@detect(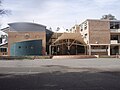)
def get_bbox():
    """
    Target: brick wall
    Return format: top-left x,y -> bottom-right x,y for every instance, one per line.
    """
88,20 -> 110,44
8,31 -> 46,55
